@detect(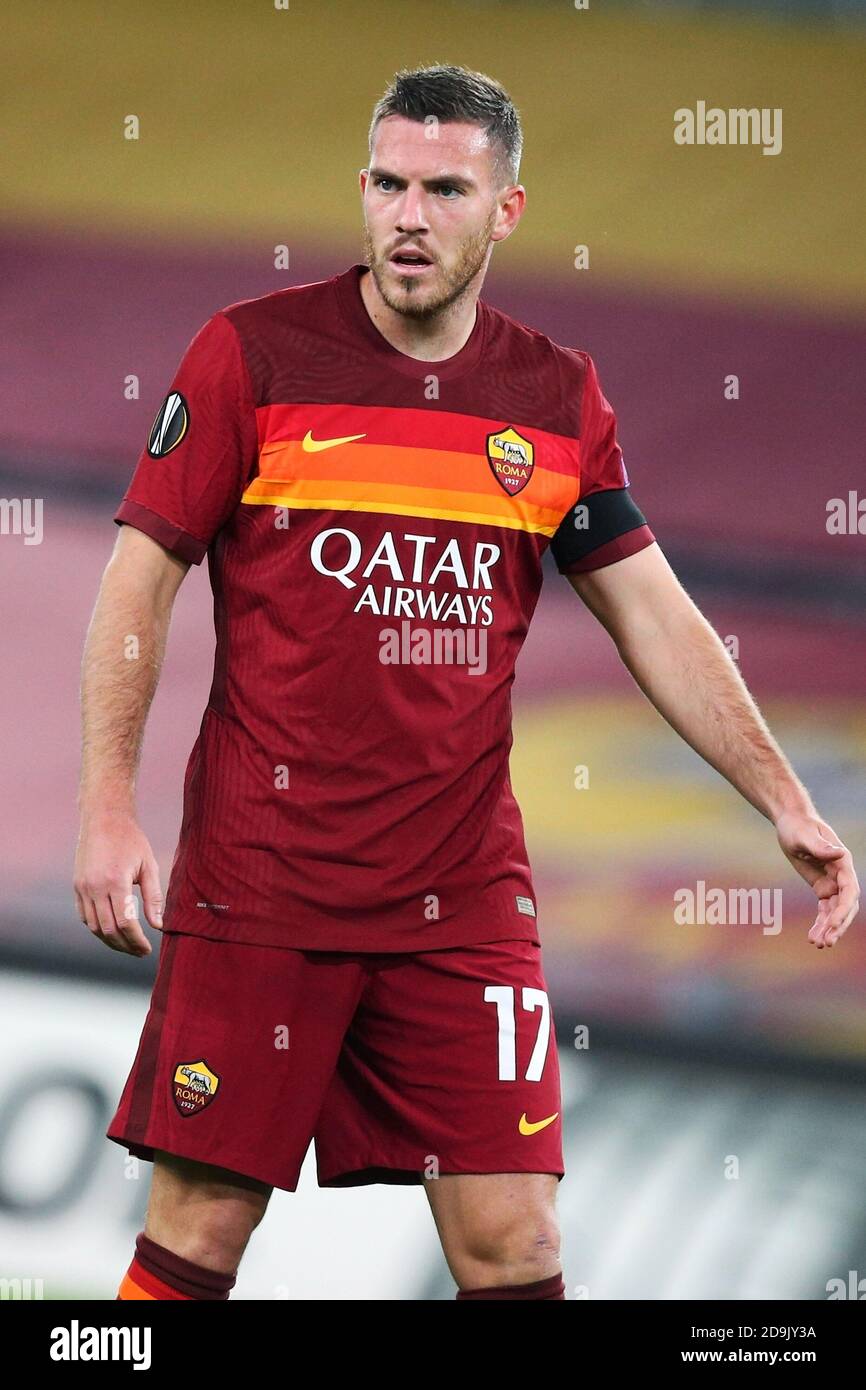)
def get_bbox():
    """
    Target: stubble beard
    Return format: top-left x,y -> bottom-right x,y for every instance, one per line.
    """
361,209 -> 497,323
